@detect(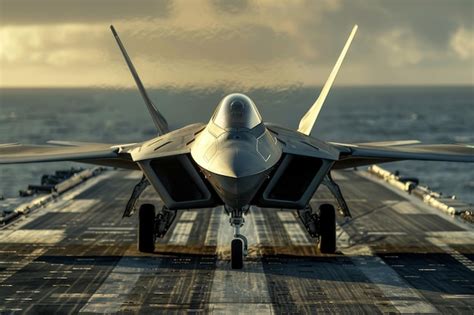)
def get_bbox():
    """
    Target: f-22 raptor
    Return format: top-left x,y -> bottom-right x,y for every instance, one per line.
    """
1,25 -> 473,268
